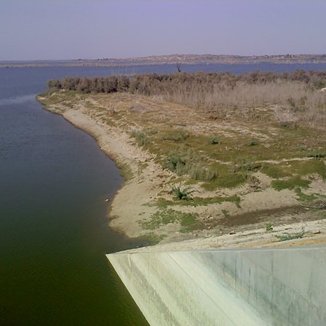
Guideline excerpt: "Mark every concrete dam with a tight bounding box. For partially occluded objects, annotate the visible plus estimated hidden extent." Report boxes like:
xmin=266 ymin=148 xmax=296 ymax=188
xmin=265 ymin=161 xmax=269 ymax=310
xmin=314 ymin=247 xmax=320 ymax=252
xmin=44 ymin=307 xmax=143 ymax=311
xmin=107 ymin=247 xmax=326 ymax=325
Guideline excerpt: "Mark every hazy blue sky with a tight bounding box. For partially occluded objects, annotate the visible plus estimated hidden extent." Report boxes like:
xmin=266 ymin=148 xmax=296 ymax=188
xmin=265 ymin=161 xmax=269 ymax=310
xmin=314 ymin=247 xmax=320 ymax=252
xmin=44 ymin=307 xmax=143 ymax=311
xmin=0 ymin=0 xmax=325 ymax=60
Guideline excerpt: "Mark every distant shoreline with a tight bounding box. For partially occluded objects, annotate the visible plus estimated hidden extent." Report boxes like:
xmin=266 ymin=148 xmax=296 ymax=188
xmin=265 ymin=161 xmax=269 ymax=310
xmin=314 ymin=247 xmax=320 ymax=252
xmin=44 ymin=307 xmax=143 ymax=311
xmin=2 ymin=54 xmax=326 ymax=68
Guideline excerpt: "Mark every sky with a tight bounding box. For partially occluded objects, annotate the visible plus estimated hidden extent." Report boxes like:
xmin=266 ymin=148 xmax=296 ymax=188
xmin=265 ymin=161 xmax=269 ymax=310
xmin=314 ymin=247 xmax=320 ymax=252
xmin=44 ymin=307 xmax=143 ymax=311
xmin=0 ymin=0 xmax=325 ymax=60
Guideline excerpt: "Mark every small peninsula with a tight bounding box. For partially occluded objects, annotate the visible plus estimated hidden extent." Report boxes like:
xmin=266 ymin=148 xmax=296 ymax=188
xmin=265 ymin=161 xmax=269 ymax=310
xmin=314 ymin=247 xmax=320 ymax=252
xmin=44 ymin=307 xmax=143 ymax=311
xmin=38 ymin=71 xmax=326 ymax=249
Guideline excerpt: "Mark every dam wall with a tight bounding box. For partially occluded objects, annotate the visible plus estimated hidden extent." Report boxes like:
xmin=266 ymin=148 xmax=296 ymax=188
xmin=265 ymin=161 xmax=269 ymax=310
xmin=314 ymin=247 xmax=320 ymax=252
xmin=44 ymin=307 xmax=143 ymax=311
xmin=107 ymin=247 xmax=326 ymax=325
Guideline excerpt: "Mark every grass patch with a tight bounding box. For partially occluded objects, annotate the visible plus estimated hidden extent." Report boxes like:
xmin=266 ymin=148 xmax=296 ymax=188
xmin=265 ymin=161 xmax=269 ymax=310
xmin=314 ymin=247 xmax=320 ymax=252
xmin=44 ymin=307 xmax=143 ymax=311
xmin=202 ymin=172 xmax=247 ymax=190
xmin=162 ymin=130 xmax=189 ymax=142
xmin=261 ymin=164 xmax=291 ymax=179
xmin=234 ymin=160 xmax=262 ymax=173
xmin=295 ymin=188 xmax=317 ymax=202
xmin=116 ymin=162 xmax=134 ymax=181
xmin=275 ymin=229 xmax=305 ymax=241
xmin=140 ymin=208 xmax=202 ymax=233
xmin=262 ymin=160 xmax=326 ymax=180
xmin=131 ymin=130 xmax=149 ymax=147
xmin=164 ymin=151 xmax=221 ymax=182
xmin=308 ymin=152 xmax=326 ymax=159
xmin=140 ymin=209 xmax=177 ymax=230
xmin=291 ymin=160 xmax=326 ymax=179
xmin=184 ymin=178 xmax=200 ymax=186
xmin=142 ymin=233 xmax=166 ymax=245
xmin=164 ymin=153 xmax=187 ymax=173
xmin=179 ymin=212 xmax=202 ymax=233
xmin=156 ymin=195 xmax=241 ymax=208
xmin=272 ymin=176 xmax=311 ymax=191
xmin=126 ymin=119 xmax=324 ymax=192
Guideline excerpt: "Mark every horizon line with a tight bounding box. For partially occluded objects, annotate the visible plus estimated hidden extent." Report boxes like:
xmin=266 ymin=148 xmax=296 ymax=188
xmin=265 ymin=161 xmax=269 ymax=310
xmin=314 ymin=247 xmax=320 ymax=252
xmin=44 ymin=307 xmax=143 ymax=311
xmin=1 ymin=53 xmax=326 ymax=63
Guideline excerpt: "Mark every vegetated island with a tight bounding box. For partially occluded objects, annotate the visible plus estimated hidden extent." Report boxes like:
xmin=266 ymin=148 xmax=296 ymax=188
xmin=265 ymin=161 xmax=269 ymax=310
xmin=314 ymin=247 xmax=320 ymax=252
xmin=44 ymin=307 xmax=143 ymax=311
xmin=38 ymin=71 xmax=326 ymax=250
xmin=2 ymin=53 xmax=326 ymax=68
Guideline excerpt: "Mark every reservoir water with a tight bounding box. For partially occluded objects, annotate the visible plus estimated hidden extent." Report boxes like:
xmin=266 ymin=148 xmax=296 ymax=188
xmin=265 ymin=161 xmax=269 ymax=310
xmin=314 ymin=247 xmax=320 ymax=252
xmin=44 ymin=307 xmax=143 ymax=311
xmin=0 ymin=67 xmax=149 ymax=325
xmin=0 ymin=63 xmax=325 ymax=325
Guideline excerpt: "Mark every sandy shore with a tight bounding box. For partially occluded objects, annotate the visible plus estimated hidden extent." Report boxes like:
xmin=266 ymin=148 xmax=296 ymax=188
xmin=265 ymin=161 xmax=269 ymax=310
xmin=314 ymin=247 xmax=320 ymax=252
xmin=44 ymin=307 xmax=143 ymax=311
xmin=38 ymin=100 xmax=174 ymax=239
xmin=37 ymin=92 xmax=326 ymax=249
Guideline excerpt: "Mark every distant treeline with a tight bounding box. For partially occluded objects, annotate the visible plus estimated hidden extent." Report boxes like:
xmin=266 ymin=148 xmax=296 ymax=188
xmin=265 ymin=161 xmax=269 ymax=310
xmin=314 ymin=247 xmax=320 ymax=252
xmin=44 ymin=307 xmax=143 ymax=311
xmin=48 ymin=71 xmax=326 ymax=95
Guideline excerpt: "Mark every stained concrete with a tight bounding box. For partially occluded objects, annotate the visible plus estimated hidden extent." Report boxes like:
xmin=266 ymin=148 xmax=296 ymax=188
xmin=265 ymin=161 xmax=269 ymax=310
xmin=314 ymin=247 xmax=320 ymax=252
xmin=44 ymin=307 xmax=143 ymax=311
xmin=107 ymin=247 xmax=326 ymax=325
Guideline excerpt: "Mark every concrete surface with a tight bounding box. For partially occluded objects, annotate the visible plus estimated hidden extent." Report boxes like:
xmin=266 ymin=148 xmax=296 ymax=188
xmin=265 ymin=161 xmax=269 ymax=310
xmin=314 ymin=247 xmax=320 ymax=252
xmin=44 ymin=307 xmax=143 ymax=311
xmin=107 ymin=247 xmax=326 ymax=326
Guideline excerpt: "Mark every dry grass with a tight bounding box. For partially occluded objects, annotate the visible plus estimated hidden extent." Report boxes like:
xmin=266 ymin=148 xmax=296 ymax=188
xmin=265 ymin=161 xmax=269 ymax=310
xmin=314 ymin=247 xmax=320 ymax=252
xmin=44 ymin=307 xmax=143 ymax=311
xmin=47 ymin=71 xmax=326 ymax=130
xmin=162 ymin=81 xmax=326 ymax=129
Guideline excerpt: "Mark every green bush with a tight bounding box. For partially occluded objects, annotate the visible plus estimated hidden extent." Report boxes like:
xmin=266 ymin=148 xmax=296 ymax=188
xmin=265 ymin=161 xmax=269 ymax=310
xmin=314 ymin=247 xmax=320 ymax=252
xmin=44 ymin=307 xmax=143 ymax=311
xmin=171 ymin=185 xmax=194 ymax=200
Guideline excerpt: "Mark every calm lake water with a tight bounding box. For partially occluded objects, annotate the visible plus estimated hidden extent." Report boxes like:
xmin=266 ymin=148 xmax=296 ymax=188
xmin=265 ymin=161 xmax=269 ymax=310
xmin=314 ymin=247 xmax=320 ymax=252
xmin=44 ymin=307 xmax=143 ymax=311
xmin=0 ymin=67 xmax=149 ymax=325
xmin=0 ymin=63 xmax=325 ymax=325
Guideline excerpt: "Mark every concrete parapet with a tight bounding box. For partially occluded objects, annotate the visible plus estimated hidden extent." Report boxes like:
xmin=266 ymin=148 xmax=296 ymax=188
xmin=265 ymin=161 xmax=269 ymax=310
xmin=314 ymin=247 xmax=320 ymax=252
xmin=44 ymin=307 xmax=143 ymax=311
xmin=107 ymin=247 xmax=326 ymax=325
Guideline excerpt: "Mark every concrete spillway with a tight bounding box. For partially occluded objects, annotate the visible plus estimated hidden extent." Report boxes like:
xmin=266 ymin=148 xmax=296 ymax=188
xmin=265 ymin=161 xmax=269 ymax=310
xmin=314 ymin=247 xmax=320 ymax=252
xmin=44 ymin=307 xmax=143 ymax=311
xmin=107 ymin=247 xmax=326 ymax=325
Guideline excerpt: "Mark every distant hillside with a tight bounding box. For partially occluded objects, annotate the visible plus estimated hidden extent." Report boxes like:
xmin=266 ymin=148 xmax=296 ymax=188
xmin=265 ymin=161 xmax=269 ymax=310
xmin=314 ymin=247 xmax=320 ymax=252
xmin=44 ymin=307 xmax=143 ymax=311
xmin=88 ymin=54 xmax=326 ymax=65
xmin=1 ymin=54 xmax=326 ymax=68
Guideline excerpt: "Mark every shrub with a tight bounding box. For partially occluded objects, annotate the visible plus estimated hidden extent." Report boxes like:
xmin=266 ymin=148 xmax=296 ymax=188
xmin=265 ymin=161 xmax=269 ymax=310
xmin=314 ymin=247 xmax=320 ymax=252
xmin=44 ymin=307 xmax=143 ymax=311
xmin=249 ymin=139 xmax=259 ymax=146
xmin=266 ymin=223 xmax=273 ymax=232
xmin=165 ymin=154 xmax=186 ymax=172
xmin=210 ymin=136 xmax=220 ymax=144
xmin=131 ymin=130 xmax=148 ymax=146
xmin=171 ymin=185 xmax=195 ymax=200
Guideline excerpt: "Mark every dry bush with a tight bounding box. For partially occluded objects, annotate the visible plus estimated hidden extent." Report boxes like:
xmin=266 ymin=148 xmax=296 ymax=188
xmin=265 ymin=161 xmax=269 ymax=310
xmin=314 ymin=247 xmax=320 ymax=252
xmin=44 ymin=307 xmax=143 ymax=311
xmin=162 ymin=80 xmax=326 ymax=128
xmin=47 ymin=71 xmax=326 ymax=129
